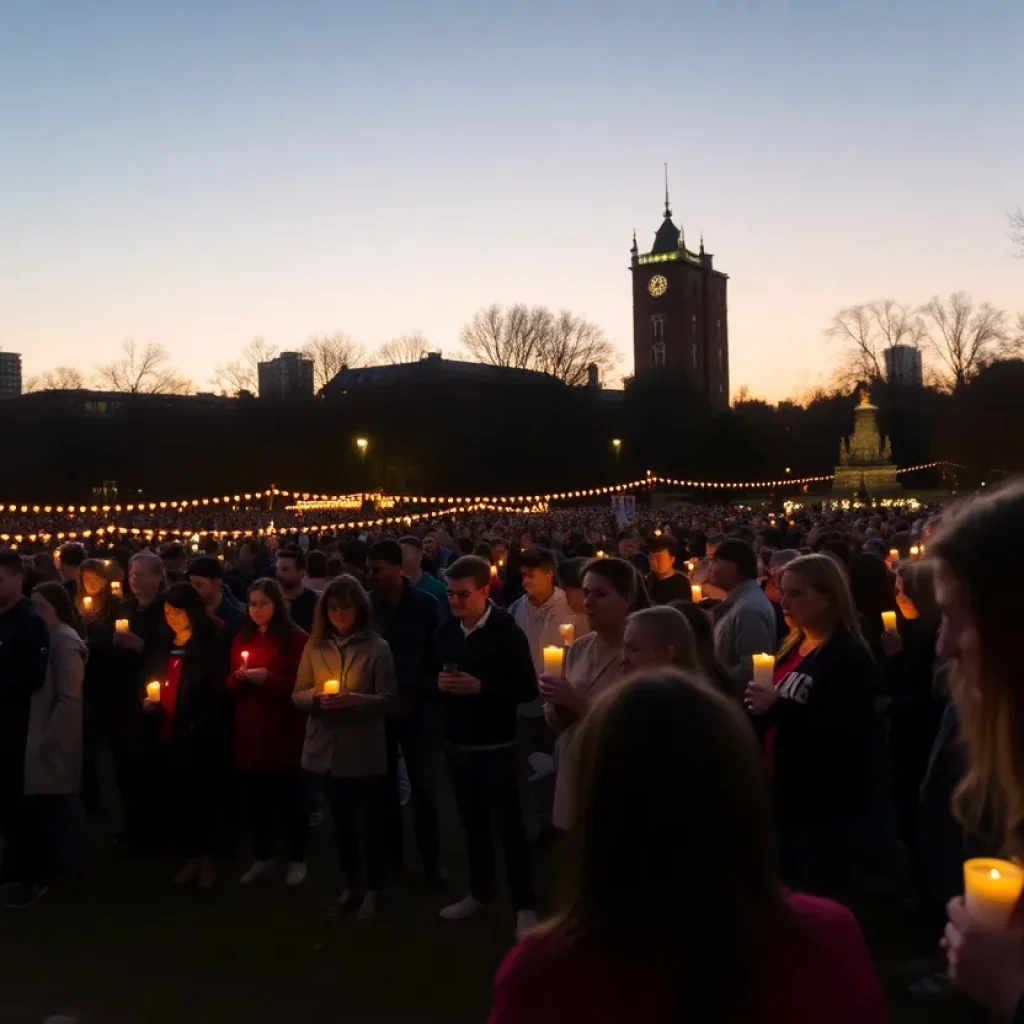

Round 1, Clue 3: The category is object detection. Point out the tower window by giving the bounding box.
[691,342,697,368]
[651,315,665,341]
[718,348,723,372]
[652,343,666,369]
[716,319,721,340]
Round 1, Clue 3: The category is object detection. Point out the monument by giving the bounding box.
[832,388,901,497]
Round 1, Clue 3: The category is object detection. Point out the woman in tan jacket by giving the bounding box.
[293,575,397,920]
[540,558,648,830]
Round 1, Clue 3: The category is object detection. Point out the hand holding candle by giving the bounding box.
[962,858,1024,929]
[559,623,575,646]
[322,679,340,695]
[542,645,565,677]
[146,680,162,703]
[752,653,775,686]
[82,596,93,612]
[115,618,130,634]
[691,584,703,603]
[241,650,250,670]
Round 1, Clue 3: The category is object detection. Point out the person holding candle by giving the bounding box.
[743,554,877,905]
[293,575,398,920]
[145,581,231,888]
[434,555,539,933]
[226,579,309,888]
[9,583,88,908]
[927,482,1024,1017]
[542,558,644,832]
[487,669,886,1024]
[644,535,692,606]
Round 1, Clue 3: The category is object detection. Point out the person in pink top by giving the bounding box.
[488,668,886,1024]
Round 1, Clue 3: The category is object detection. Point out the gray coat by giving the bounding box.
[713,580,778,698]
[25,623,86,796]
[293,630,398,778]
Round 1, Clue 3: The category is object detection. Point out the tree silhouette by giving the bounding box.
[825,300,924,387]
[920,292,1015,390]
[301,331,365,392]
[24,366,86,392]
[373,331,434,365]
[211,336,277,395]
[94,341,192,395]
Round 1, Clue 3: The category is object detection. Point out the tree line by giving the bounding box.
[26,305,620,397]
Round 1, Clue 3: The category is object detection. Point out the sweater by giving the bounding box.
[487,893,885,1024]
[768,628,878,825]
[507,588,588,677]
[225,626,308,773]
[434,606,538,748]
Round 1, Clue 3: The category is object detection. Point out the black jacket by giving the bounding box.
[769,627,878,825]
[0,599,50,753]
[372,580,440,703]
[434,606,537,747]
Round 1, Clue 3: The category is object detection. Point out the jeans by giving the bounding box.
[174,759,222,858]
[384,710,441,879]
[325,775,388,893]
[243,770,307,863]
[21,794,87,885]
[0,746,27,882]
[447,744,536,911]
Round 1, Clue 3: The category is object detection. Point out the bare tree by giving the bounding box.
[460,303,617,385]
[373,331,434,365]
[919,292,1015,390]
[211,336,277,395]
[94,340,193,395]
[301,331,365,392]
[1010,207,1024,257]
[825,300,925,387]
[24,366,86,392]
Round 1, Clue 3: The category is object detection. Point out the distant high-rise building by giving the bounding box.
[257,352,315,399]
[0,352,22,399]
[884,345,923,387]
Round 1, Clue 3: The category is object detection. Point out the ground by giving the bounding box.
[0,788,970,1023]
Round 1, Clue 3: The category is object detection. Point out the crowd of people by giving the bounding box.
[2,487,1024,1020]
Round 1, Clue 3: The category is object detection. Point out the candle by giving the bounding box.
[685,560,696,574]
[559,623,575,645]
[82,596,93,611]
[490,564,498,578]
[691,584,703,602]
[881,610,898,633]
[888,548,899,562]
[110,580,122,595]
[963,858,1024,928]
[596,550,606,559]
[752,653,775,686]
[322,679,340,695]
[542,645,565,677]
[241,650,250,670]
[909,545,920,559]
[146,680,162,702]
[115,618,130,633]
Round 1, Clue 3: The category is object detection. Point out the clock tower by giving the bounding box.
[630,175,729,408]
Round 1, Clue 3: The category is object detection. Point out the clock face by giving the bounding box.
[648,274,668,298]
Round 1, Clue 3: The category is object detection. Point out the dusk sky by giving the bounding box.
[1,0,1020,401]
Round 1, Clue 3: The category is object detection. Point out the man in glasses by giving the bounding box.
[434,556,538,936]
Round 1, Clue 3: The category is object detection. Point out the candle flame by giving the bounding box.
[991,868,1002,880]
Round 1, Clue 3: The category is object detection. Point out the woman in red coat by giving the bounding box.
[226,578,309,888]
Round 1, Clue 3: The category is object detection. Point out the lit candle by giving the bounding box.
[888,548,899,561]
[542,645,565,677]
[881,610,898,633]
[909,545,920,559]
[490,564,498,578]
[685,560,696,574]
[322,679,340,695]
[146,680,162,703]
[82,596,93,611]
[559,623,575,645]
[752,653,775,686]
[691,584,703,602]
[596,550,606,559]
[241,650,250,670]
[963,858,1024,928]
[110,580,122,595]
[115,618,130,633]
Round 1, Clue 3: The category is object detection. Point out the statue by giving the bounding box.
[832,389,901,496]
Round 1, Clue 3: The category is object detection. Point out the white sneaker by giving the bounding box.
[516,909,539,936]
[356,891,378,921]
[284,862,307,888]
[239,860,270,885]
[440,894,490,921]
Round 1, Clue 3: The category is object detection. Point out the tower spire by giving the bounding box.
[663,163,672,219]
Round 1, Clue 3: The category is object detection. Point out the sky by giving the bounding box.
[1,0,1021,402]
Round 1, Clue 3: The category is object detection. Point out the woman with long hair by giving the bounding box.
[226,578,309,888]
[669,600,735,696]
[621,606,698,675]
[488,669,885,1024]
[6,583,88,909]
[144,581,230,888]
[932,483,1024,1016]
[540,558,648,831]
[744,554,877,904]
[293,575,397,920]
[76,558,116,622]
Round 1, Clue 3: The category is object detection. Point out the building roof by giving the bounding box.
[650,215,682,254]
[321,353,564,394]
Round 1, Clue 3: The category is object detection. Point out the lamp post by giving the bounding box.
[356,437,369,465]
[612,438,622,462]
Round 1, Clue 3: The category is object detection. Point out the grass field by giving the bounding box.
[0,785,972,1023]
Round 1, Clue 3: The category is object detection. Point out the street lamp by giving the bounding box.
[612,438,622,461]
[356,437,369,464]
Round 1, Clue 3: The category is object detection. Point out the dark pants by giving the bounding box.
[326,775,388,893]
[174,760,222,858]
[778,818,857,907]
[384,710,441,879]
[243,770,307,863]
[0,746,27,883]
[447,745,536,911]
[21,794,87,885]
